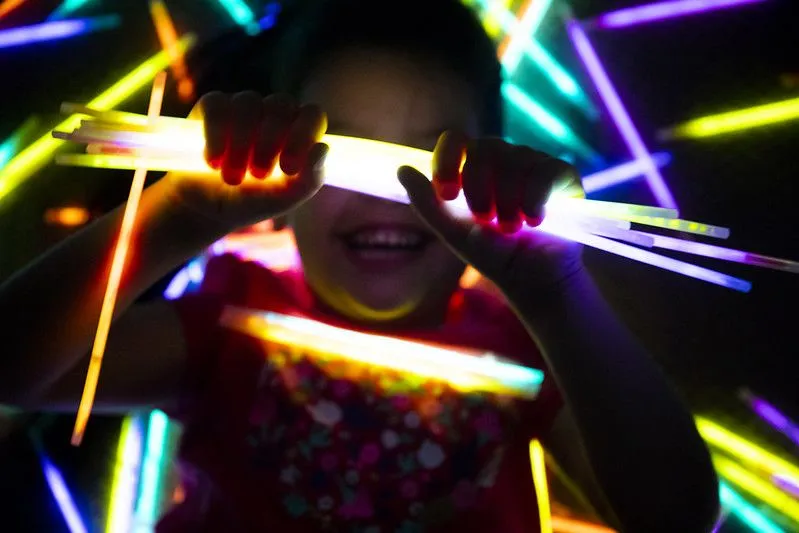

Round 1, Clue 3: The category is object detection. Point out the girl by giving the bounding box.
[0,0,718,531]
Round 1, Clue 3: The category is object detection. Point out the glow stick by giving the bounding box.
[696,417,799,484]
[106,416,144,533]
[713,455,799,523]
[44,206,91,227]
[71,73,167,446]
[0,116,39,168]
[628,216,729,238]
[551,517,617,533]
[530,439,553,533]
[48,0,95,21]
[539,221,751,291]
[220,306,545,398]
[661,96,799,139]
[0,16,120,50]
[498,0,555,73]
[215,0,260,35]
[0,0,27,19]
[133,410,170,533]
[637,233,799,272]
[740,389,799,447]
[149,0,195,102]
[719,483,785,533]
[774,474,799,499]
[566,19,678,209]
[594,0,767,29]
[0,36,193,202]
[582,152,671,194]
[41,457,89,533]
[479,0,597,117]
[502,83,601,162]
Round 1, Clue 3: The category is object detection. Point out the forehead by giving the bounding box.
[299,49,479,150]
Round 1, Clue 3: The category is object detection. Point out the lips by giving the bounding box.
[337,224,433,272]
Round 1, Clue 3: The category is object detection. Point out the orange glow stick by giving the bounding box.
[0,0,28,19]
[148,0,194,101]
[71,72,167,445]
[497,0,534,57]
[531,439,554,533]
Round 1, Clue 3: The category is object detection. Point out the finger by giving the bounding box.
[519,151,577,227]
[222,91,264,185]
[492,143,523,233]
[251,94,297,179]
[461,141,494,224]
[432,130,468,201]
[397,165,472,251]
[280,104,327,176]
[197,92,230,169]
[281,142,329,205]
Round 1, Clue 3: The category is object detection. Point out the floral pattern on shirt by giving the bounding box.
[246,339,516,532]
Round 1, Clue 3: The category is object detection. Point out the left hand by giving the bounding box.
[397,132,584,294]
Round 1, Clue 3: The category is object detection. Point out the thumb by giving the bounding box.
[397,165,474,255]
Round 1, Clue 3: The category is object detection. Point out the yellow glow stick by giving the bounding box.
[149,0,195,101]
[662,96,799,139]
[628,215,730,239]
[551,516,617,533]
[71,73,167,446]
[0,36,193,203]
[220,306,545,398]
[105,416,142,533]
[530,439,553,533]
[713,455,799,524]
[696,417,799,485]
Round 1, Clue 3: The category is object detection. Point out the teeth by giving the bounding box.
[347,229,423,248]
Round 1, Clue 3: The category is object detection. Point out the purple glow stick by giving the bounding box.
[583,152,671,193]
[41,458,89,533]
[774,474,799,498]
[0,16,120,50]
[537,219,751,291]
[631,231,799,273]
[595,0,768,30]
[566,19,678,209]
[740,389,799,448]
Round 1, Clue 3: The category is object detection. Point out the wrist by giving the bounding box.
[153,177,239,240]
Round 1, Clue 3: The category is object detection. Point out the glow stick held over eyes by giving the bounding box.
[70,73,167,446]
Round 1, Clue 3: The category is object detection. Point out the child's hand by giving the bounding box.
[397,132,584,293]
[165,91,328,231]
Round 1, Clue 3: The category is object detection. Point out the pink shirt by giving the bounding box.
[159,253,563,532]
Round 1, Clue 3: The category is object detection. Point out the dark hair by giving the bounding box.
[191,0,503,135]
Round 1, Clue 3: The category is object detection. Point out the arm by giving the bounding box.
[0,177,228,408]
[506,270,719,533]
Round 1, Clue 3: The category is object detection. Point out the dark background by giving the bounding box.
[0,0,797,531]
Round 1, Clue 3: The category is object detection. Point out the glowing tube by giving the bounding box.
[149,0,195,102]
[106,416,144,533]
[696,417,799,484]
[719,483,785,533]
[47,0,95,21]
[566,19,677,209]
[215,0,260,35]
[0,36,194,202]
[637,233,799,272]
[0,116,39,168]
[582,152,671,194]
[71,73,167,446]
[0,0,28,19]
[44,206,91,227]
[713,455,799,523]
[499,0,555,73]
[41,458,89,533]
[595,0,767,29]
[133,410,170,532]
[0,16,120,50]
[629,215,729,238]
[502,83,601,162]
[661,96,799,139]
[774,474,799,499]
[164,267,191,300]
[221,307,545,398]
[551,517,617,533]
[530,439,553,533]
[740,389,799,447]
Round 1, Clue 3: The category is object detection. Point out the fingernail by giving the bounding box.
[436,183,460,201]
[499,220,522,234]
[473,210,495,225]
[525,215,545,227]
[208,156,222,170]
[312,145,329,172]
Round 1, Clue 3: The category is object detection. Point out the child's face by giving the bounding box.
[291,48,480,325]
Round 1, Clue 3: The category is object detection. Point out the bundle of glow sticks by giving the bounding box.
[221,306,545,398]
[54,104,799,295]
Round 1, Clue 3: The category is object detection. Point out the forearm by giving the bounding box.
[0,178,229,401]
[503,270,718,532]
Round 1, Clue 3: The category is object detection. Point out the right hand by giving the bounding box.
[165,91,329,232]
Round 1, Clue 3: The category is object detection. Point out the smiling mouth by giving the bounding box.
[337,225,433,268]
